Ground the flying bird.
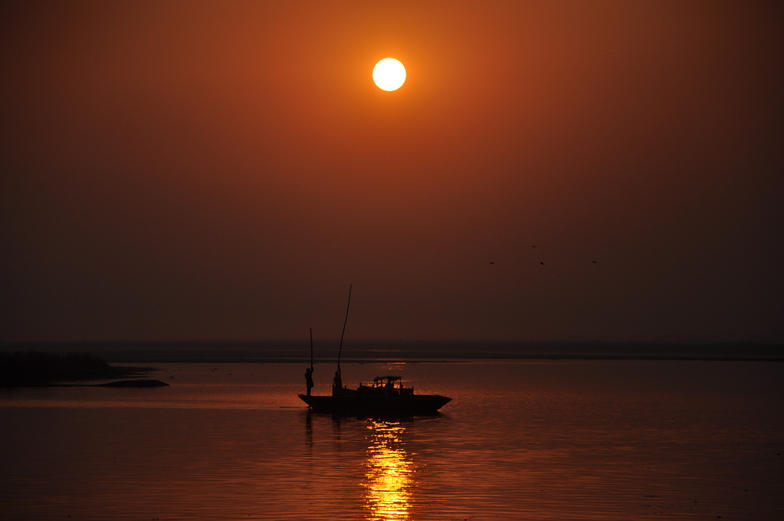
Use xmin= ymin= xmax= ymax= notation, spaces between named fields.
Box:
xmin=592 ymin=260 xmax=597 ymax=263
xmin=539 ymin=262 xmax=545 ymax=265
xmin=489 ymin=262 xmax=494 ymax=265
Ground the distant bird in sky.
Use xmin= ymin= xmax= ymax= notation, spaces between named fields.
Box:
xmin=489 ymin=261 xmax=494 ymax=264
xmin=540 ymin=262 xmax=545 ymax=265
xmin=592 ymin=260 xmax=597 ymax=263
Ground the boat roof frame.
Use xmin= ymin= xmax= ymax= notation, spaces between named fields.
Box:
xmin=373 ymin=375 xmax=403 ymax=382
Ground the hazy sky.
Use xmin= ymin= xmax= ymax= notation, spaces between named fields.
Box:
xmin=1 ymin=1 xmax=782 ymax=343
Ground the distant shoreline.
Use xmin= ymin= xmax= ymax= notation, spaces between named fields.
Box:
xmin=2 ymin=341 xmax=782 ymax=364
xmin=6 ymin=379 xmax=169 ymax=388
xmin=97 ymin=355 xmax=784 ymax=364
xmin=0 ymin=351 xmax=158 ymax=387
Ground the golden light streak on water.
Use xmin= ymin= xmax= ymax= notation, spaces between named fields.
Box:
xmin=364 ymin=420 xmax=414 ymax=521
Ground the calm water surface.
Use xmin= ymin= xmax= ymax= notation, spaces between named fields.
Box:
xmin=2 ymin=361 xmax=783 ymax=520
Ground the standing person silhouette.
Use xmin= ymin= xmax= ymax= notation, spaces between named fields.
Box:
xmin=332 ymin=369 xmax=342 ymax=396
xmin=304 ymin=367 xmax=314 ymax=396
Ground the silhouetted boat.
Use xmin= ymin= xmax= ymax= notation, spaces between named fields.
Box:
xmin=299 ymin=375 xmax=451 ymax=416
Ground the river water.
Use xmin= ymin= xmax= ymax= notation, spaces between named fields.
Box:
xmin=2 ymin=360 xmax=782 ymax=520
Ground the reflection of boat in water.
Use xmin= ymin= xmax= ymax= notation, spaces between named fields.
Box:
xmin=304 ymin=412 xmax=419 ymax=520
xmin=299 ymin=375 xmax=451 ymax=416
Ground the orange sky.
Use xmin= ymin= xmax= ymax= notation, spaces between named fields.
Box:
xmin=1 ymin=1 xmax=782 ymax=343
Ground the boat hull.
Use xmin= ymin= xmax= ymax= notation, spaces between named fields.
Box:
xmin=298 ymin=393 xmax=451 ymax=416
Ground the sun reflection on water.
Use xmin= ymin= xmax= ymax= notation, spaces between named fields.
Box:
xmin=364 ymin=420 xmax=414 ymax=521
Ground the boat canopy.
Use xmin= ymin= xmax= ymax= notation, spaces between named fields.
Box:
xmin=373 ymin=375 xmax=402 ymax=382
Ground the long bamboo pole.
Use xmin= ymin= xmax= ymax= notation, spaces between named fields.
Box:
xmin=336 ymin=284 xmax=352 ymax=373
xmin=309 ymin=327 xmax=314 ymax=371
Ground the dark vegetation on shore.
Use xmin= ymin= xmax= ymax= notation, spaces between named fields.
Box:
xmin=0 ymin=351 xmax=152 ymax=387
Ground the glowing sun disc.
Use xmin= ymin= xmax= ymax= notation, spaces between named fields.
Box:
xmin=373 ymin=58 xmax=406 ymax=91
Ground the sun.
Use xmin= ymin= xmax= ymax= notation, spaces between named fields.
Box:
xmin=372 ymin=58 xmax=406 ymax=91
